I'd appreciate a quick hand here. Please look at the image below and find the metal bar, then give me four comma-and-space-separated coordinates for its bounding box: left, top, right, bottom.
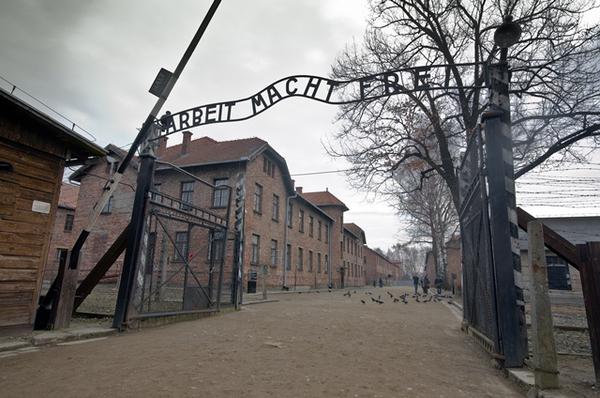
112, 152, 155, 330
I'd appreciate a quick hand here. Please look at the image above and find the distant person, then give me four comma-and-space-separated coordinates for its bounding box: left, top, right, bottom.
422, 275, 430, 295
373, 279, 376, 287
412, 275, 419, 295
435, 276, 443, 295
378, 277, 383, 288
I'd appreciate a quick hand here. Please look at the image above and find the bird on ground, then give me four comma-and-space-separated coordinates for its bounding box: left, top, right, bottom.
328, 289, 332, 292
424, 296, 433, 303
393, 298, 400, 303
353, 290, 357, 294
415, 296, 420, 302
387, 291, 394, 298
343, 291, 351, 297
360, 299, 366, 304
371, 297, 377, 302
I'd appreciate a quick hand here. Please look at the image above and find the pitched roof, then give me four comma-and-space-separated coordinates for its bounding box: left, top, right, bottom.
58, 183, 79, 210
302, 190, 349, 211
344, 223, 367, 244
295, 193, 334, 222
69, 144, 138, 182
159, 136, 267, 167
0, 88, 105, 162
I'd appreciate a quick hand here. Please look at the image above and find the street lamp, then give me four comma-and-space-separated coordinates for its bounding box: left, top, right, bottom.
494, 15, 522, 61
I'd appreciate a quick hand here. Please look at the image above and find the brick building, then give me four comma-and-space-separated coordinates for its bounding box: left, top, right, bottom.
342, 223, 367, 287
50, 132, 372, 295
364, 246, 400, 286
44, 183, 79, 282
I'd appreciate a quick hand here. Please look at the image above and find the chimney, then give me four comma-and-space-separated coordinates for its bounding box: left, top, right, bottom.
156, 135, 168, 157
295, 186, 303, 194
181, 131, 192, 154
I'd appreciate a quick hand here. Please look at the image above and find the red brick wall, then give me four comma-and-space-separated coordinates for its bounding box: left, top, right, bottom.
342, 230, 365, 287
44, 206, 76, 282
312, 205, 345, 288
285, 196, 331, 289
445, 238, 462, 291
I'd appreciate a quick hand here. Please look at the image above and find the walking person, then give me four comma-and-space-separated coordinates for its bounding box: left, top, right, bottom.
435, 275, 443, 295
422, 275, 430, 295
412, 274, 420, 295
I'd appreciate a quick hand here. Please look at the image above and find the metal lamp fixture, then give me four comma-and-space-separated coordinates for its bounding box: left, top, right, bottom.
494, 15, 522, 49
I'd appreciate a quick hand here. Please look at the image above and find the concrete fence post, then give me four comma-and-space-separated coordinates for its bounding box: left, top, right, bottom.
527, 220, 560, 389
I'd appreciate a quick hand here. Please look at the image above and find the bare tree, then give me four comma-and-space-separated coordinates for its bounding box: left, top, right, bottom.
329, 0, 600, 210
394, 243, 426, 276
392, 172, 458, 280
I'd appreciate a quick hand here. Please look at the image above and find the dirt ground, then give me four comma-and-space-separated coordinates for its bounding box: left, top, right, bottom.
0, 287, 523, 398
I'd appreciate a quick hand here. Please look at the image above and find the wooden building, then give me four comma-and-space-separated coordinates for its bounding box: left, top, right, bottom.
0, 89, 105, 329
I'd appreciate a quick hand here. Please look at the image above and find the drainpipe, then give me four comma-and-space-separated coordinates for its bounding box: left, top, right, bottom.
328, 219, 333, 288
283, 190, 298, 288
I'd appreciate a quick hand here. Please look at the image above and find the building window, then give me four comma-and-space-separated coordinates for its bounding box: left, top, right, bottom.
174, 231, 189, 262
317, 253, 322, 273
309, 216, 314, 237
152, 183, 161, 200
101, 195, 114, 214
318, 221, 322, 241
325, 225, 329, 243
299, 210, 305, 233
180, 181, 194, 210
64, 214, 74, 232
286, 244, 291, 271
251, 234, 260, 264
308, 250, 313, 272
287, 204, 293, 228
254, 184, 263, 213
212, 178, 229, 208
324, 255, 329, 274
270, 239, 278, 267
272, 194, 280, 221
263, 156, 275, 177
297, 247, 303, 271
208, 231, 224, 261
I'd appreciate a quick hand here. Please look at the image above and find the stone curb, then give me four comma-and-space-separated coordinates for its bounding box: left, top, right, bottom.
241, 299, 280, 306
0, 327, 118, 353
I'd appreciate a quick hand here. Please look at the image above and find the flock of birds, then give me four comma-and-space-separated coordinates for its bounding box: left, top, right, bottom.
341, 289, 446, 305
296, 288, 449, 305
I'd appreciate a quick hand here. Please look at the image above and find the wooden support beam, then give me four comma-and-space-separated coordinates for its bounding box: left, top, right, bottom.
73, 224, 130, 310
577, 243, 600, 385
516, 207, 580, 271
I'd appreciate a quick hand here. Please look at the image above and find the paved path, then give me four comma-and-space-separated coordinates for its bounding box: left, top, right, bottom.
0, 287, 522, 397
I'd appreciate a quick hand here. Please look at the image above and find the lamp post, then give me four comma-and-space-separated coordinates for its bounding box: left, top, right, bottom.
484, 15, 527, 367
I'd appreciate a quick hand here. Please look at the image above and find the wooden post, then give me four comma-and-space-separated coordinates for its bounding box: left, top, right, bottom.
527, 221, 560, 389
51, 250, 77, 329
577, 242, 600, 385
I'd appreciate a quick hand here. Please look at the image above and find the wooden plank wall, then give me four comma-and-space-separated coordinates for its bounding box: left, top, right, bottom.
0, 138, 63, 327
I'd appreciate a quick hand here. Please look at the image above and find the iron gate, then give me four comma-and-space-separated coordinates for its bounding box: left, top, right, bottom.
458, 119, 527, 366
458, 127, 500, 354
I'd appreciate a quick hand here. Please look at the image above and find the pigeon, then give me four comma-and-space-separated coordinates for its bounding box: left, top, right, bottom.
360, 299, 366, 304
328, 289, 332, 293
343, 291, 351, 298
393, 298, 400, 303
415, 296, 420, 303
387, 291, 394, 298
371, 297, 377, 302
353, 290, 357, 294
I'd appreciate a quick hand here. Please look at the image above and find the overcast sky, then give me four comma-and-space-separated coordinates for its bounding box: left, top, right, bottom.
0, 0, 408, 250
1, 1, 598, 252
